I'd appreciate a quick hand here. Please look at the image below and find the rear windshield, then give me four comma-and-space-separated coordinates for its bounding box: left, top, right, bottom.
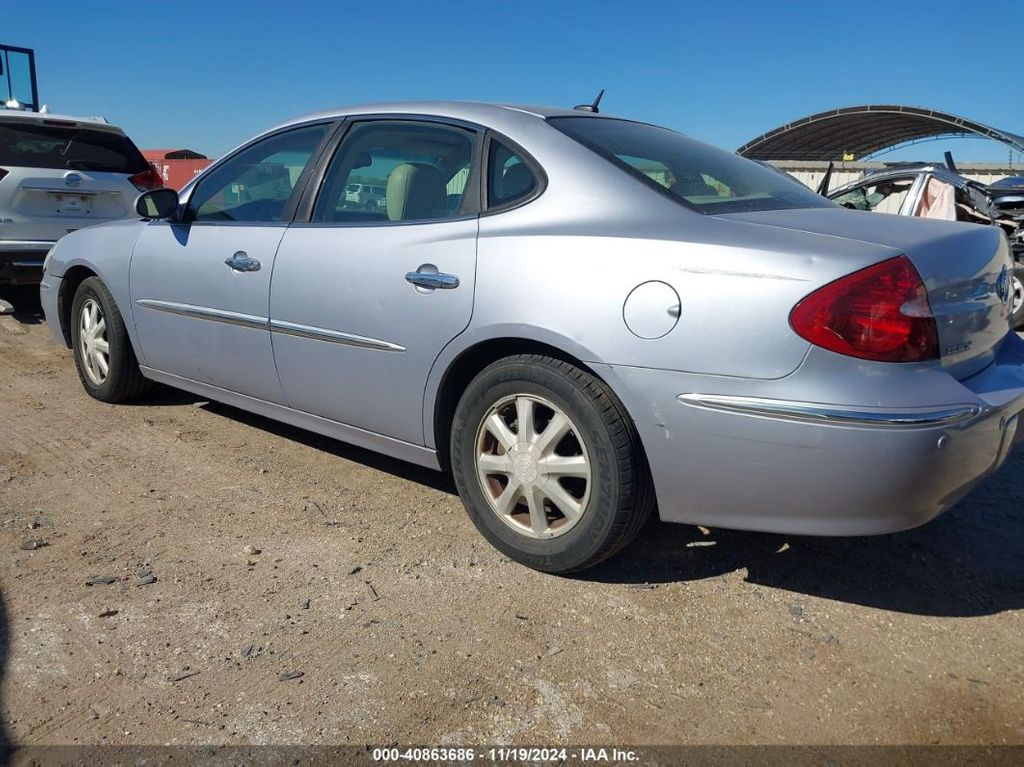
0, 122, 149, 174
548, 116, 832, 215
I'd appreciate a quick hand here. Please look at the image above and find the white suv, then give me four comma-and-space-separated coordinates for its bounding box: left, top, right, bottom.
0, 108, 161, 285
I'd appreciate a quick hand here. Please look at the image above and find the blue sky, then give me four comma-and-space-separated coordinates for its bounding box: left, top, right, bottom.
5, 0, 1022, 162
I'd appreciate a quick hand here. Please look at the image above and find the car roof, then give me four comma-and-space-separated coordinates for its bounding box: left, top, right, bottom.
272, 101, 621, 135
0, 108, 125, 133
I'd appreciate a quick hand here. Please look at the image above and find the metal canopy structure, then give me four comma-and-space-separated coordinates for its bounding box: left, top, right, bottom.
736, 105, 1024, 161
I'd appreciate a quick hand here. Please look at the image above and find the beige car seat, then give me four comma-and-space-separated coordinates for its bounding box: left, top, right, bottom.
386, 163, 446, 221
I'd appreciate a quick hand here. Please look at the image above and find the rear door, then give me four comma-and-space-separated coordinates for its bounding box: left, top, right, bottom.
130, 122, 334, 402
270, 118, 480, 444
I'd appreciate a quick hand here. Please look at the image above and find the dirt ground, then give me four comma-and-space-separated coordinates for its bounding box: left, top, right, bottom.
0, 286, 1022, 749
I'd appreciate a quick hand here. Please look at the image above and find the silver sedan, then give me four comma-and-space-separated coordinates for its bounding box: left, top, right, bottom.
39, 102, 1024, 572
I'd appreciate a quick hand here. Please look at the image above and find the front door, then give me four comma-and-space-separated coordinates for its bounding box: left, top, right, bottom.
270, 119, 480, 444
130, 122, 333, 402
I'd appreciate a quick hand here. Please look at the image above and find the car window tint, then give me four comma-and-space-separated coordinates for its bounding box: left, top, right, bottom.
190, 124, 329, 223
487, 140, 537, 208
313, 121, 474, 224
0, 122, 149, 174
549, 116, 831, 215
834, 178, 914, 215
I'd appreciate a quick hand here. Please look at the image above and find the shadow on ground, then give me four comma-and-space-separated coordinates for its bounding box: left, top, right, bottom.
184, 393, 1024, 618
199, 401, 457, 495
0, 286, 43, 325
582, 447, 1024, 618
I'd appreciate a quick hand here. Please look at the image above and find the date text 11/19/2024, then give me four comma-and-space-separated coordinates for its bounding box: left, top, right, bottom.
371, 746, 640, 762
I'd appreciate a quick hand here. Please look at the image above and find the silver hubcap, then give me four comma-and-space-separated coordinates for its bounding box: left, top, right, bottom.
475, 394, 591, 539
1013, 276, 1023, 316
79, 298, 109, 386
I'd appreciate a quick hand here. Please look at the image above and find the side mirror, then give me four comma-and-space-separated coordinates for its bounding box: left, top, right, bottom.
135, 188, 180, 220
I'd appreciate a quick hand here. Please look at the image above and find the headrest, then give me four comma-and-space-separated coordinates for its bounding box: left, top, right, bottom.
502, 163, 534, 200
386, 163, 446, 221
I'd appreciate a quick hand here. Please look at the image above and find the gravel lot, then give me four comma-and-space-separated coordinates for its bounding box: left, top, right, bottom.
0, 286, 1022, 748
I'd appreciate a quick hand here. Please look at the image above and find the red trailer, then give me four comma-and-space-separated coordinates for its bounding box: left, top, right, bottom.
141, 149, 212, 190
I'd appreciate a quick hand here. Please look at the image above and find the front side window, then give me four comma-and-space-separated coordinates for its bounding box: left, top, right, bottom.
189, 123, 330, 223
313, 121, 475, 224
548, 116, 831, 214
487, 139, 537, 208
833, 177, 914, 215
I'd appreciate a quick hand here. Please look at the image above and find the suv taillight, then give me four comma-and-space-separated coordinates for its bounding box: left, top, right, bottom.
789, 255, 939, 363
129, 167, 163, 191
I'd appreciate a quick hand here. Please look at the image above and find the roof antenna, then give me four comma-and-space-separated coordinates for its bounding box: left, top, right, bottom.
574, 89, 605, 113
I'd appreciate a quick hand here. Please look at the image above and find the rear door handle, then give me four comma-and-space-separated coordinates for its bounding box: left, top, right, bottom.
225, 251, 261, 272
405, 270, 459, 290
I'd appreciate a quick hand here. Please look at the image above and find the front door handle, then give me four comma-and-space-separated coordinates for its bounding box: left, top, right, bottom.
405, 270, 459, 290
225, 251, 261, 272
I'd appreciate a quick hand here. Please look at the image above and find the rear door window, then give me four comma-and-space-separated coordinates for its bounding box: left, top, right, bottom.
313, 120, 476, 223
0, 122, 150, 174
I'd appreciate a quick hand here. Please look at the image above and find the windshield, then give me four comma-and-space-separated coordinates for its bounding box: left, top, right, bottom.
548, 116, 833, 215
0, 122, 149, 174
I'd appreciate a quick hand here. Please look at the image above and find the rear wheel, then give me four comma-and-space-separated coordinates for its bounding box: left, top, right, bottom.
70, 277, 151, 402
451, 354, 654, 573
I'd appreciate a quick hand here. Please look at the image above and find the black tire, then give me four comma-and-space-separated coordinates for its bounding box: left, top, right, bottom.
70, 276, 151, 403
1011, 264, 1024, 331
450, 354, 655, 573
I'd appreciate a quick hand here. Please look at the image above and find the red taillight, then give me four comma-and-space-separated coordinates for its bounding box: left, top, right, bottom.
789, 255, 939, 363
129, 167, 163, 191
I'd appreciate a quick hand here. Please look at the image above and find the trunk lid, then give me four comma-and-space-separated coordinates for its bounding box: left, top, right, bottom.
720, 208, 1013, 379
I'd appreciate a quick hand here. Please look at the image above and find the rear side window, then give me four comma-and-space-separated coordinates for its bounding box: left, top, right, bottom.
487, 139, 537, 208
0, 122, 150, 174
313, 120, 475, 224
548, 116, 832, 215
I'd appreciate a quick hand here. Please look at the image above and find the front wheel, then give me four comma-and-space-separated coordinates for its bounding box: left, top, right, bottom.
70, 276, 151, 403
1011, 264, 1024, 330
450, 355, 655, 573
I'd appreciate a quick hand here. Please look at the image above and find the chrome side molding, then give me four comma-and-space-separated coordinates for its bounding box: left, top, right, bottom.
135, 299, 268, 331
269, 319, 405, 352
678, 393, 981, 428
135, 299, 405, 353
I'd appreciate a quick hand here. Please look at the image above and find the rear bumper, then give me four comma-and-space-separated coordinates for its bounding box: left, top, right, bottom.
39, 272, 66, 345
0, 240, 53, 285
605, 336, 1024, 536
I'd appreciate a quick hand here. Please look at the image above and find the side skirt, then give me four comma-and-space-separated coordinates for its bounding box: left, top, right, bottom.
139, 366, 442, 471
